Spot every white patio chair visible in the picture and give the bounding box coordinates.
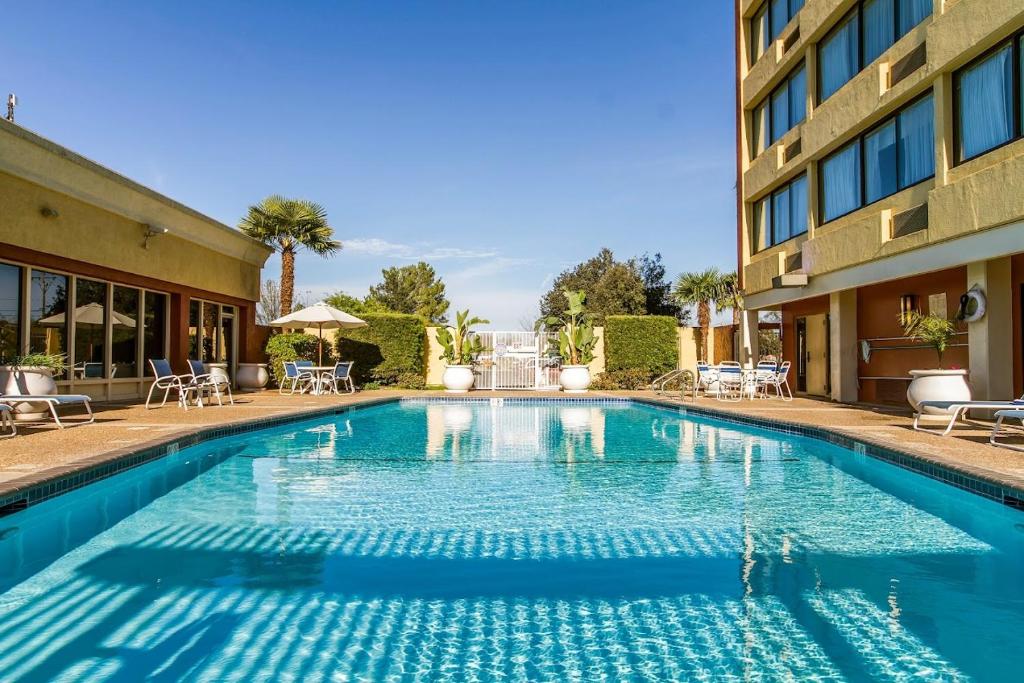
[146,358,193,409]
[186,359,234,407]
[320,361,355,394]
[716,366,744,402]
[769,361,793,401]
[280,361,317,395]
[693,362,718,399]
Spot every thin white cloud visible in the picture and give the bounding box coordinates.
[344,237,497,261]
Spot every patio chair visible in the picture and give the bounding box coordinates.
[0,404,14,438]
[716,366,744,402]
[146,359,194,410]
[913,394,1024,436]
[750,361,778,399]
[320,361,355,394]
[990,408,1024,451]
[770,361,793,401]
[693,362,717,399]
[186,359,234,407]
[280,361,316,395]
[0,391,94,429]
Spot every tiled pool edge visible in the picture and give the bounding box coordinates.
[0,397,402,515]
[633,396,1024,509]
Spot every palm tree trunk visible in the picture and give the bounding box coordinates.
[280,248,296,316]
[698,301,711,362]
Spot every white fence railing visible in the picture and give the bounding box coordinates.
[472,331,560,390]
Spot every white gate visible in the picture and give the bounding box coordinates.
[472,331,561,390]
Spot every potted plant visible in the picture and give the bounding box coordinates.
[539,290,599,393]
[902,312,971,412]
[436,309,489,393]
[0,353,67,419]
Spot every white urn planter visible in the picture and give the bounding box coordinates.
[237,363,270,391]
[0,366,58,420]
[442,365,475,393]
[559,365,591,393]
[907,369,971,414]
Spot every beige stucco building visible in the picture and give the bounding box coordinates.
[736,0,1024,403]
[0,118,272,400]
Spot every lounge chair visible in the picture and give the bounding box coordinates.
[913,395,1024,436]
[186,360,234,407]
[0,404,14,438]
[320,361,355,394]
[280,361,316,395]
[990,409,1024,452]
[146,359,194,409]
[0,392,94,429]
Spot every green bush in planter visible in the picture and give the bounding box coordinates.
[335,313,426,385]
[604,315,679,382]
[265,332,322,387]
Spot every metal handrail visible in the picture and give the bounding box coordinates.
[651,368,685,393]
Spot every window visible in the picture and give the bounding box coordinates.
[112,286,140,378]
[750,0,804,63]
[74,278,108,379]
[189,299,201,359]
[752,174,808,251]
[955,39,1019,162]
[820,94,934,223]
[0,264,20,363]
[818,0,932,103]
[143,292,168,375]
[29,270,69,380]
[752,62,807,158]
[752,100,769,158]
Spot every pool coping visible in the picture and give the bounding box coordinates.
[2,394,1023,516]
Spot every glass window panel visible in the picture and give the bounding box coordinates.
[771,84,789,143]
[753,198,770,252]
[751,6,769,62]
[898,95,935,188]
[772,186,792,244]
[821,142,862,222]
[819,13,860,101]
[74,279,107,379]
[112,286,139,378]
[0,263,20,363]
[752,101,769,158]
[958,45,1014,160]
[789,175,808,237]
[29,270,69,379]
[770,0,788,41]
[897,0,932,36]
[864,121,898,204]
[143,292,167,376]
[863,0,895,65]
[788,65,807,128]
[219,315,234,373]
[189,299,200,359]
[202,302,218,363]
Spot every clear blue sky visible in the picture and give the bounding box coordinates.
[7,1,737,328]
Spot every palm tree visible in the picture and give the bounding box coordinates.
[673,267,730,361]
[239,195,341,316]
[715,271,742,325]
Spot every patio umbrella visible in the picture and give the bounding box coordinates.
[38,303,137,366]
[270,302,367,366]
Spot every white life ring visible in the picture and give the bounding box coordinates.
[957,287,986,323]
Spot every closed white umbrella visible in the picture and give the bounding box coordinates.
[270,302,367,366]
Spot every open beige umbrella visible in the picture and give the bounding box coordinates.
[270,302,367,366]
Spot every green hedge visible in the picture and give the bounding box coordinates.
[603,315,679,378]
[335,313,426,385]
[265,332,325,387]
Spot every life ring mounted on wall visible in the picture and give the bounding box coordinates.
[957,287,986,323]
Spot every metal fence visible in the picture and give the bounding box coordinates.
[472,331,560,390]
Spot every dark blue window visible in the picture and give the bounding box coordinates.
[956,42,1016,162]
[753,174,808,251]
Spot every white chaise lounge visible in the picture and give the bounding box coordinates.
[990,409,1024,452]
[0,404,14,437]
[913,396,1024,436]
[0,392,94,429]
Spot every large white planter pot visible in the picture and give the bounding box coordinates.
[907,369,971,414]
[442,365,475,393]
[0,366,58,420]
[237,363,270,391]
[559,365,591,393]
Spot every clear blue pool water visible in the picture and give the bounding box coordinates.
[1,399,1023,682]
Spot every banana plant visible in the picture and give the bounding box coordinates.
[437,309,490,365]
[537,290,598,366]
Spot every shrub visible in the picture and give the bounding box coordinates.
[336,313,426,385]
[265,333,322,387]
[604,315,679,377]
[592,368,654,390]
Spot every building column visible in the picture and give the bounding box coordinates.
[737,310,760,368]
[967,258,1013,401]
[829,289,858,403]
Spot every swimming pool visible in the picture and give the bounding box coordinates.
[1,399,1022,681]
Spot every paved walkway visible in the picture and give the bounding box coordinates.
[2,389,1022,498]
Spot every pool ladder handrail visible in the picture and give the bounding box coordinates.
[651,368,686,393]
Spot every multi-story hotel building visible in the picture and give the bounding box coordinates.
[736,0,1024,404]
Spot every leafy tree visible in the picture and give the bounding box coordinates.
[323,291,392,317]
[639,253,687,323]
[673,267,731,361]
[239,195,341,316]
[367,262,450,323]
[539,248,645,326]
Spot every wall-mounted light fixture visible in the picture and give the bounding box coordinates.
[899,294,918,324]
[142,224,169,249]
[39,206,59,219]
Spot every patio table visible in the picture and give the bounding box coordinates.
[302,366,339,396]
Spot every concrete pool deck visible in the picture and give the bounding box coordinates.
[1,389,1023,506]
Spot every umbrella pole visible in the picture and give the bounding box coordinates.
[319,324,324,366]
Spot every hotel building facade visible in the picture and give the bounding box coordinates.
[735,0,1024,404]
[0,118,272,401]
